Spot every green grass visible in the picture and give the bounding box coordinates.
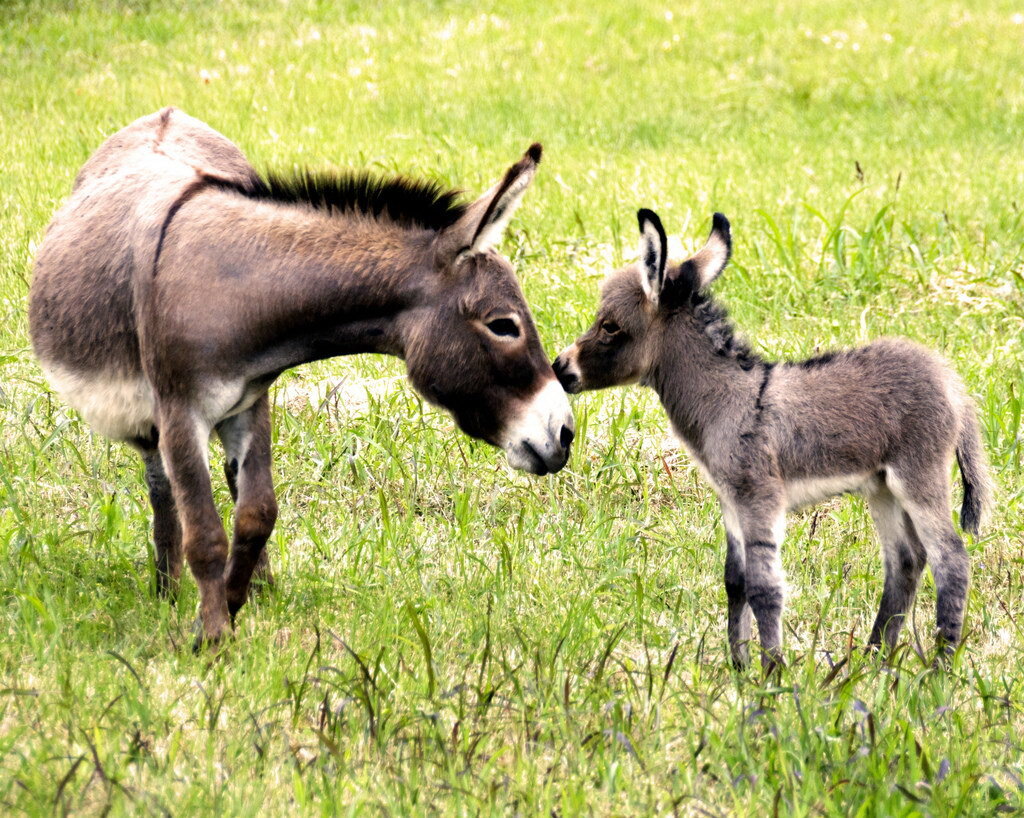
[2,0,1024,813]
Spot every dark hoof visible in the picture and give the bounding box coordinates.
[155,574,181,603]
[191,616,232,655]
[760,651,785,679]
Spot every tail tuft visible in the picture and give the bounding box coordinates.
[956,406,991,537]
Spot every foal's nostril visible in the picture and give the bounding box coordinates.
[560,424,575,450]
[553,358,576,390]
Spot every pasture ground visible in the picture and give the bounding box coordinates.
[1,1,1023,814]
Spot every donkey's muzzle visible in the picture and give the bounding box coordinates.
[502,379,574,475]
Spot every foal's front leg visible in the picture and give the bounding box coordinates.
[217,394,278,618]
[157,403,231,646]
[737,499,787,671]
[721,503,752,667]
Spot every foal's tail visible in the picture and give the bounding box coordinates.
[956,404,992,537]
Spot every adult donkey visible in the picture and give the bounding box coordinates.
[30,107,574,646]
[554,209,989,670]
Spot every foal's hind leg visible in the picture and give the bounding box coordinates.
[217,393,278,619]
[140,447,183,598]
[887,468,970,654]
[865,484,926,650]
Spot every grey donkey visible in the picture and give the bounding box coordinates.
[554,209,991,669]
[30,108,574,648]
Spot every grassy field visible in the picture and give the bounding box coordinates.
[2,0,1023,814]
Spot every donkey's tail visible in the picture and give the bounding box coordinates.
[956,404,992,537]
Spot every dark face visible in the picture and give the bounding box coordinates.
[553,266,657,394]
[405,250,574,475]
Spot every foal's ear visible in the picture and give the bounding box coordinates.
[438,144,541,262]
[637,208,668,306]
[683,212,731,290]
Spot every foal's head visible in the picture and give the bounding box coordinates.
[403,146,574,475]
[554,210,732,393]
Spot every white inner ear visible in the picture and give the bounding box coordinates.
[637,223,663,305]
[692,232,730,289]
[470,167,535,252]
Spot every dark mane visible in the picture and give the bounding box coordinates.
[797,350,842,369]
[688,290,764,371]
[210,168,468,231]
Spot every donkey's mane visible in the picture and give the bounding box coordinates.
[214,168,469,231]
[688,289,764,371]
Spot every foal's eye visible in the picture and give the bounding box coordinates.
[600,320,621,335]
[485,317,521,339]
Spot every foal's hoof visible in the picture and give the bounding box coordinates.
[930,644,958,670]
[760,652,785,679]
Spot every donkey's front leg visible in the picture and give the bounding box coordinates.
[157,404,231,646]
[738,501,787,671]
[217,394,278,618]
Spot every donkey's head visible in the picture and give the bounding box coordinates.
[402,146,574,475]
[554,210,731,393]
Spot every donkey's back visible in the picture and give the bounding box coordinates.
[29,108,259,438]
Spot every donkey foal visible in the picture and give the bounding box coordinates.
[554,210,991,669]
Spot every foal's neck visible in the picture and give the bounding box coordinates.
[648,319,763,458]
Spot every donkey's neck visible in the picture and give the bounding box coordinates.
[648,321,763,461]
[176,197,439,378]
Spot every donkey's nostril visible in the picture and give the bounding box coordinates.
[560,424,575,449]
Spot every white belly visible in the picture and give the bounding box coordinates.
[784,472,874,510]
[42,363,156,440]
[42,363,256,441]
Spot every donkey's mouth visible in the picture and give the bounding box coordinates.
[516,441,551,475]
[506,436,572,475]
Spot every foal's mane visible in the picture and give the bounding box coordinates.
[668,272,764,371]
[215,168,469,231]
[688,288,846,372]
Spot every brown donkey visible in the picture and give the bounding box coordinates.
[554,209,990,670]
[30,107,574,646]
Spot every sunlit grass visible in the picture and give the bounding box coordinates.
[1,0,1023,814]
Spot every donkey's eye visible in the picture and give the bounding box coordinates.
[485,317,521,339]
[601,320,621,335]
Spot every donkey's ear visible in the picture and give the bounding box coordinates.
[686,212,731,290]
[437,144,541,262]
[637,208,668,305]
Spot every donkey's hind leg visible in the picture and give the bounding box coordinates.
[865,483,926,650]
[217,393,278,619]
[140,446,183,598]
[887,468,970,655]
